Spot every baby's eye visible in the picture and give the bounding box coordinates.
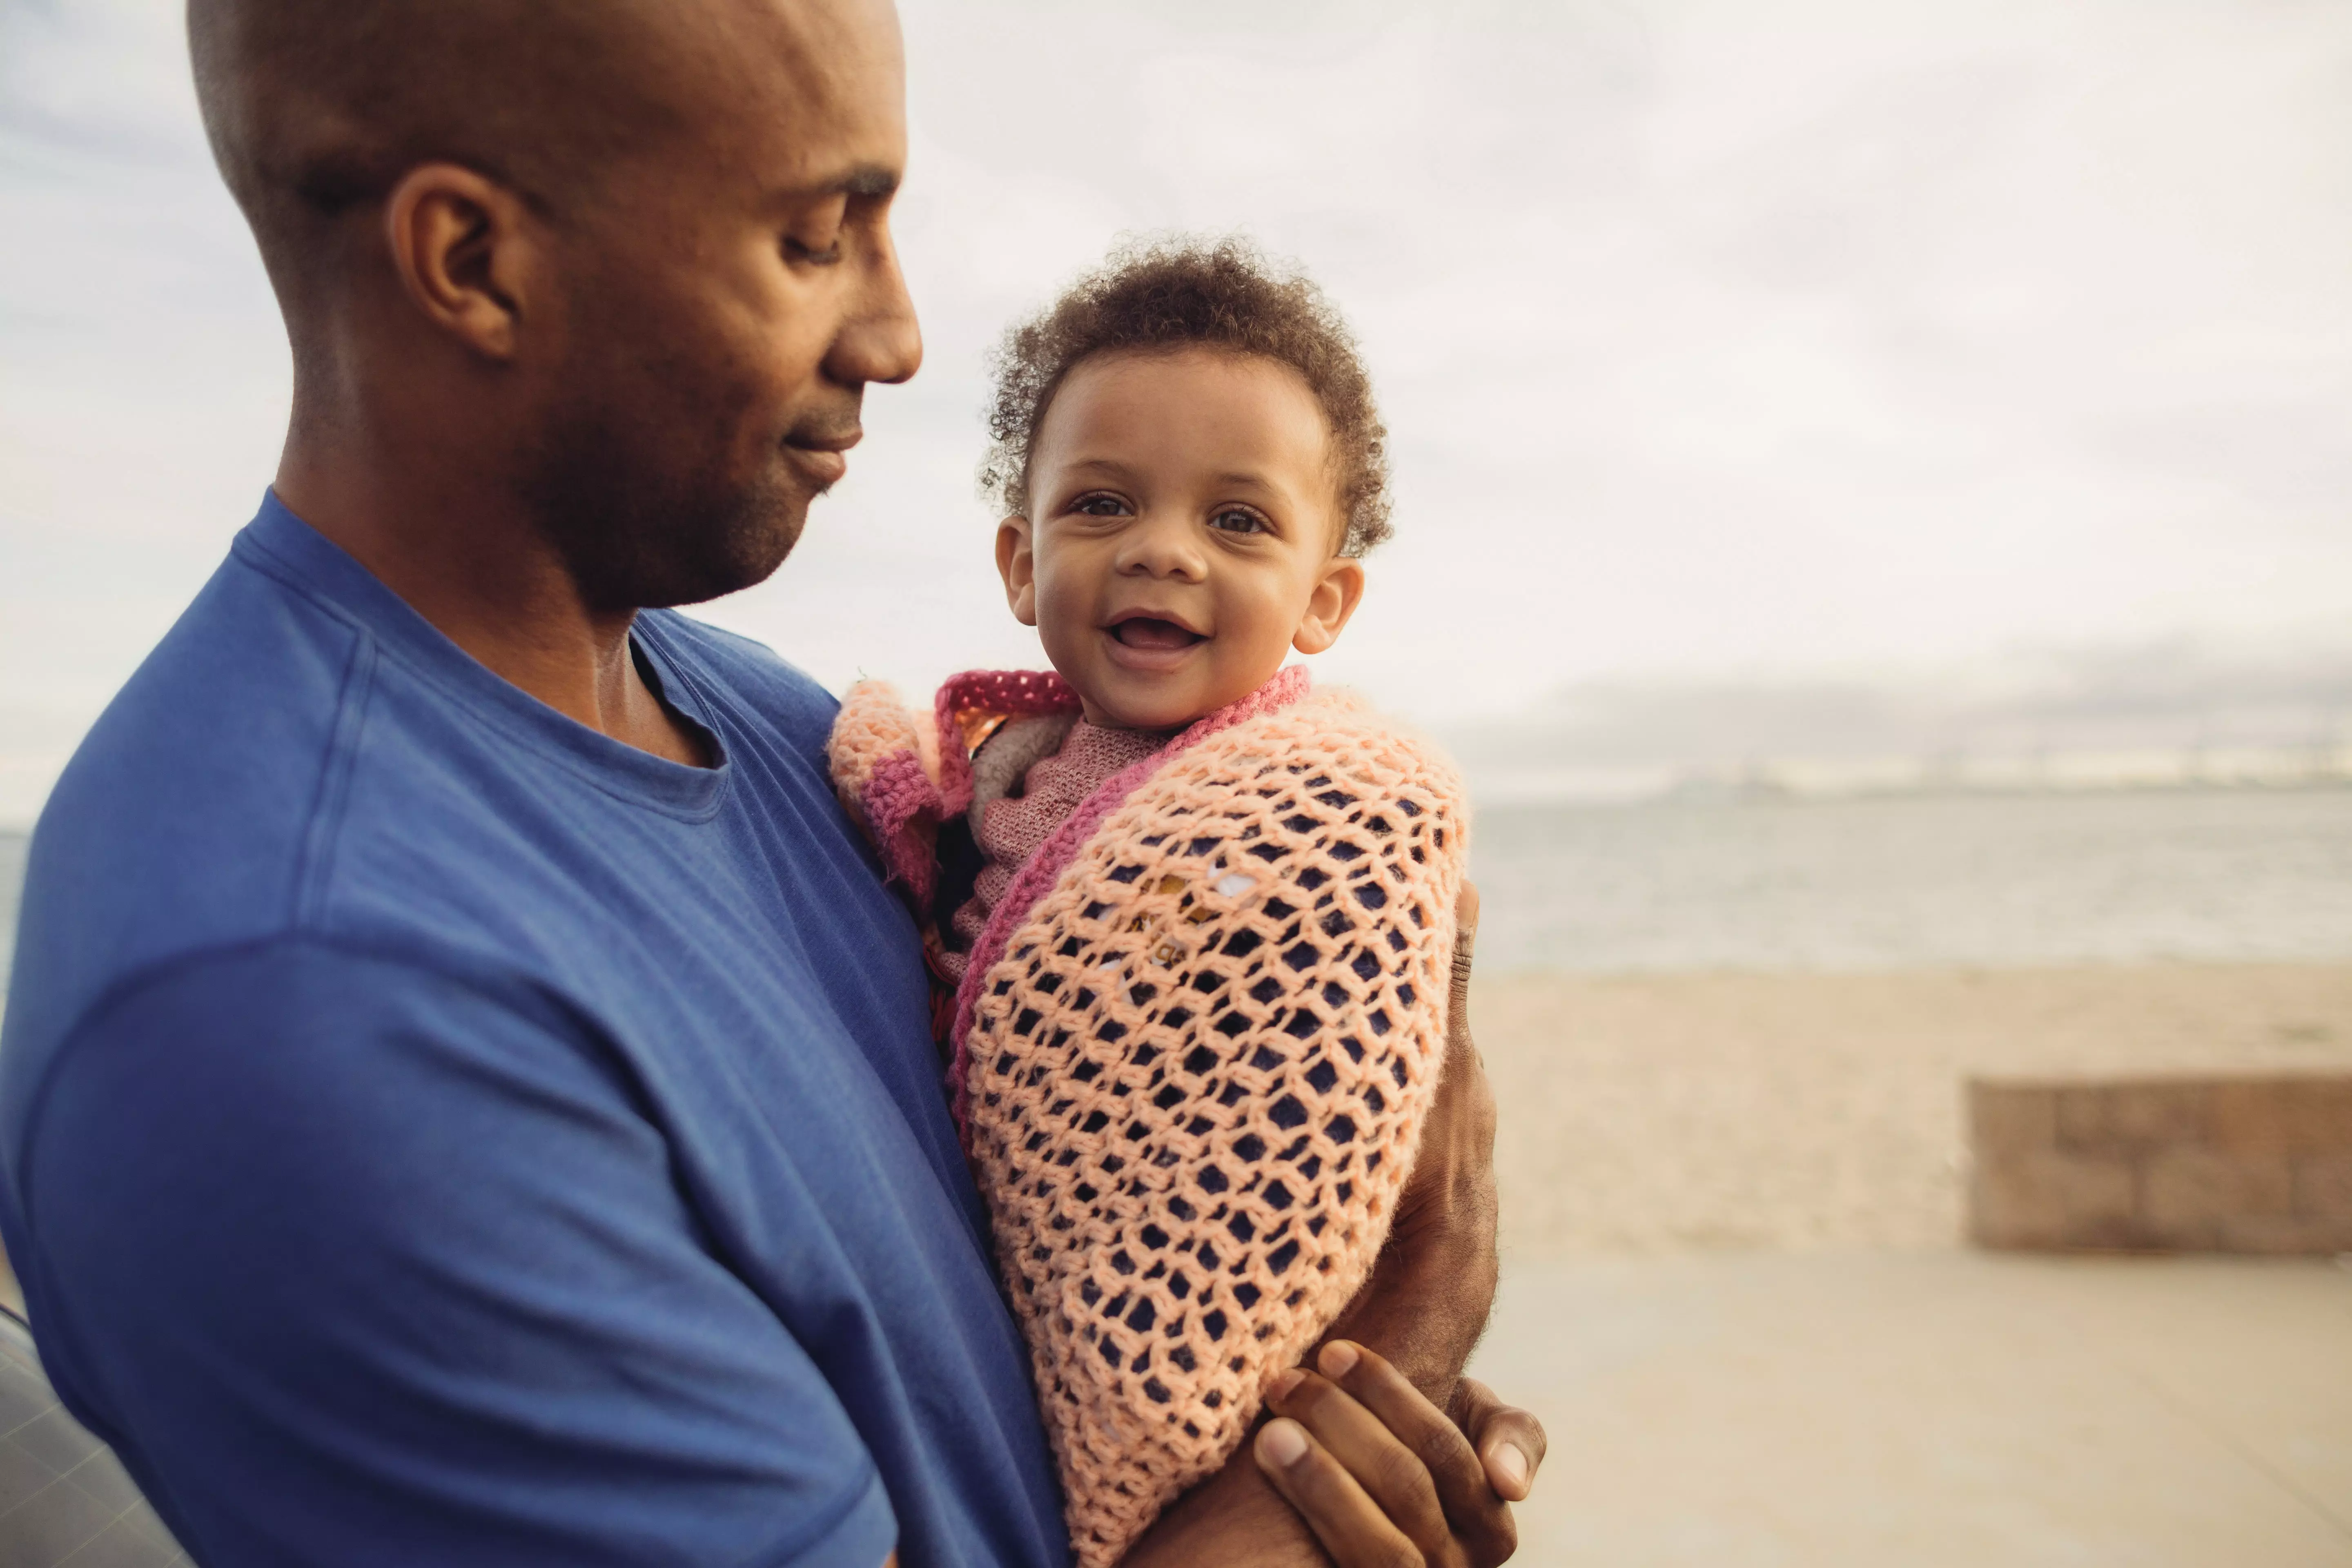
[1209,508,1269,535]
[1073,494,1132,517]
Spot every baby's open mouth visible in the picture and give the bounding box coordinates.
[1108,617,1205,650]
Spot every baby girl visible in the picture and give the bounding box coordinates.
[828,238,1468,1567]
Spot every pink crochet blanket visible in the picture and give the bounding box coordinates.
[828,668,1469,1566]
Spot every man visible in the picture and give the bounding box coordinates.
[0,1,1541,1563]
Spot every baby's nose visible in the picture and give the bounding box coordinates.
[1117,516,1208,579]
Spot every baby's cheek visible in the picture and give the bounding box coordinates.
[1032,577,1094,653]
[1232,585,1302,667]
[1036,614,1095,686]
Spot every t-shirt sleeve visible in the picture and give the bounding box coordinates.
[12,939,898,1568]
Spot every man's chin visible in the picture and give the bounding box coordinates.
[522,425,824,611]
[648,497,809,609]
[553,484,808,612]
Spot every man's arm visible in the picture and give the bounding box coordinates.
[14,940,898,1568]
[1321,884,1499,1401]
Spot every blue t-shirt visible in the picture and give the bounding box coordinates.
[0,494,1069,1568]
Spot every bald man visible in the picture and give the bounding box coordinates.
[0,2,1539,1564]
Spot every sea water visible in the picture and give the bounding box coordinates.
[3,787,2351,1003]
[1468,785,2352,975]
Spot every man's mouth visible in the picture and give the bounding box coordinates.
[1107,614,1206,651]
[783,425,863,490]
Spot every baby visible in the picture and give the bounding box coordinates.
[827,238,1468,1567]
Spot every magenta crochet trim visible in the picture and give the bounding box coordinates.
[931,668,1080,815]
[863,750,945,902]
[945,664,1314,1134]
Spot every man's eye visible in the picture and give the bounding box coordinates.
[1209,508,1268,535]
[783,192,853,265]
[1074,494,1131,517]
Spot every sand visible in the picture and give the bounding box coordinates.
[1478,962,2352,1256]
[1470,1252,2352,1566]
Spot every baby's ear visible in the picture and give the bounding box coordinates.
[1292,554,1366,655]
[996,516,1039,627]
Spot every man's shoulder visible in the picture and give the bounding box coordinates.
[0,532,394,1213]
[9,535,366,1019]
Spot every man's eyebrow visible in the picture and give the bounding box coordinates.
[834,164,901,198]
[770,164,901,206]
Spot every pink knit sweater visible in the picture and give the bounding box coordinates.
[828,668,1468,1567]
[940,721,1168,983]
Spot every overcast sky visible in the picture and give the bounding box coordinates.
[3,0,2349,823]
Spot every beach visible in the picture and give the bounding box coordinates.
[1478,962,2352,1256]
[1467,962,2352,1565]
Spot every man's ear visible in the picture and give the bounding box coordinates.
[1292,555,1366,655]
[383,163,538,362]
[996,515,1039,626]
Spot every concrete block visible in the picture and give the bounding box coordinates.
[2292,1152,2352,1220]
[1967,1082,2056,1154]
[2207,1080,2291,1155]
[1969,1162,2060,1249]
[1970,1152,2134,1250]
[2214,1213,2352,1254]
[2139,1150,2292,1246]
[2283,1079,2352,1153]
[2056,1082,2207,1154]
[2208,1077,2352,1156]
[1971,1074,2352,1254]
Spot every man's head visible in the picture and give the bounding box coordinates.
[189,0,921,610]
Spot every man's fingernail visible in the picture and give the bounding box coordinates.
[1317,1341,1360,1379]
[1260,1419,1309,1468]
[1266,1369,1303,1401]
[1493,1442,1530,1494]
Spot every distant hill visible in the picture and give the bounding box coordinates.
[1442,637,2352,804]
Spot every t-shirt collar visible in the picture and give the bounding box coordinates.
[236,488,730,818]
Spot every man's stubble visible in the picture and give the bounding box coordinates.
[516,313,818,615]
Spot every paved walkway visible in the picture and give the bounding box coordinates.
[1468,1251,2352,1567]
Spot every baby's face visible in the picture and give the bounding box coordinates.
[998,349,1365,731]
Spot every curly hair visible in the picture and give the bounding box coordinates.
[980,236,1393,557]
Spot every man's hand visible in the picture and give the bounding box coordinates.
[1321,881,1499,1397]
[1122,1339,1546,1568]
[1256,1341,1547,1568]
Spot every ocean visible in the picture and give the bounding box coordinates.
[3,786,2351,1000]
[1468,785,2352,975]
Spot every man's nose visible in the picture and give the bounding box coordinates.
[825,229,923,388]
